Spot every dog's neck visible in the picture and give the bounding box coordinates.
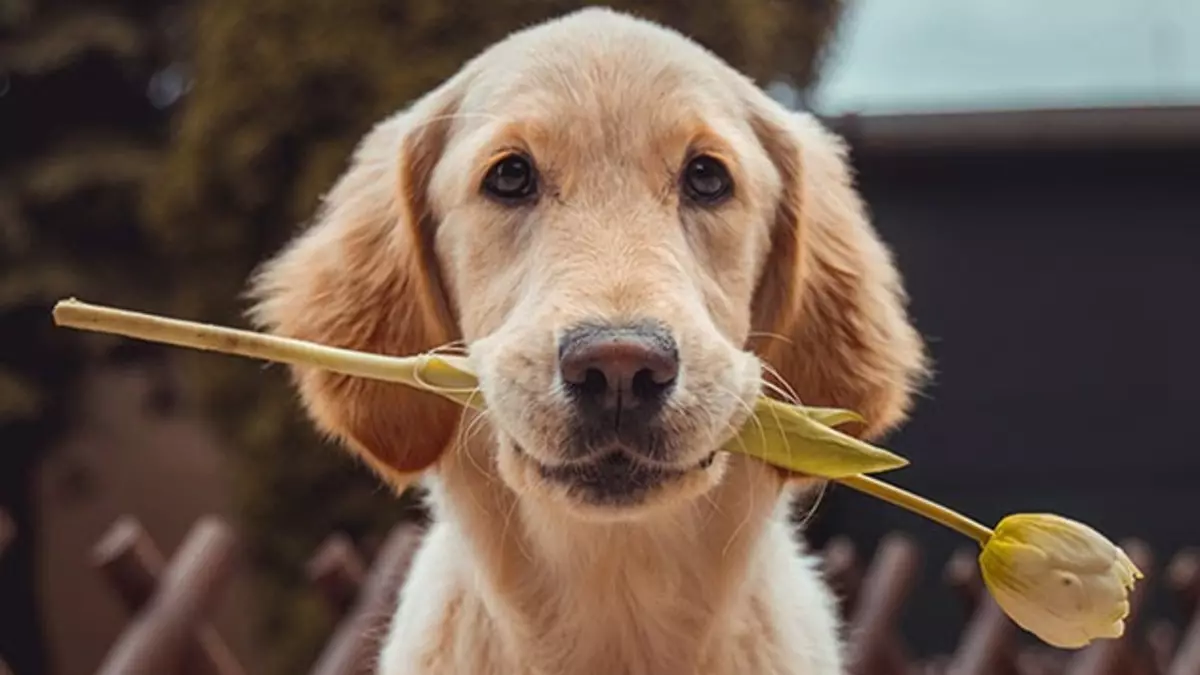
[429,428,794,673]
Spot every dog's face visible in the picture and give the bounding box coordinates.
[250,9,926,519]
[432,32,787,515]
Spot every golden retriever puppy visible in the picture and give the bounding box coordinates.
[250,7,927,675]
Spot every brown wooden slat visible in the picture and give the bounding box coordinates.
[1169,613,1200,675]
[822,535,863,617]
[307,523,424,675]
[944,547,983,614]
[307,533,367,617]
[1065,539,1154,675]
[1170,550,1200,621]
[1148,620,1180,675]
[0,509,13,559]
[94,516,239,675]
[93,517,164,609]
[1168,549,1200,675]
[1017,646,1071,675]
[947,595,1019,675]
[92,516,245,675]
[846,533,920,675]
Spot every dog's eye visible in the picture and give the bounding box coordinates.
[483,153,537,203]
[682,155,733,205]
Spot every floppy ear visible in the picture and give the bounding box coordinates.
[749,107,929,441]
[247,83,464,491]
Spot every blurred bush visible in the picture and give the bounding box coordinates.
[0,1,190,670]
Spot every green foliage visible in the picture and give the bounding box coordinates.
[140,1,841,672]
[0,2,187,670]
[0,0,177,446]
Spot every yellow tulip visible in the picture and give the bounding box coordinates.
[51,299,906,479]
[979,514,1142,648]
[51,298,1143,650]
[843,476,1143,649]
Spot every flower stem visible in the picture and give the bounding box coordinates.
[51,299,478,397]
[52,298,1002,537]
[836,474,994,545]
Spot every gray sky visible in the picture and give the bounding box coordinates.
[810,0,1200,115]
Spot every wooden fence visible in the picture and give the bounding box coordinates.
[72,514,1200,675]
[1,508,13,675]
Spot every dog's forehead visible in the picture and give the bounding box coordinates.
[457,11,746,136]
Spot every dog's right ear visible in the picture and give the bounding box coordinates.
[248,81,465,492]
[747,100,928,441]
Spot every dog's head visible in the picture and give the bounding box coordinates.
[250,9,927,519]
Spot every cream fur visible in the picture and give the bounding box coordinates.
[249,7,928,675]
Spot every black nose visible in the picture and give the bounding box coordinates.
[558,322,678,428]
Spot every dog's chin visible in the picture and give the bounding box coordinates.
[497,442,727,522]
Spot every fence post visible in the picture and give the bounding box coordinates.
[307,533,367,617]
[93,516,245,675]
[1065,539,1154,675]
[821,536,862,618]
[943,546,1019,675]
[844,533,919,675]
[94,516,239,675]
[0,509,12,559]
[308,523,423,675]
[1169,549,1200,675]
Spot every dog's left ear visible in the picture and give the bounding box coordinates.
[748,101,929,441]
[246,78,467,492]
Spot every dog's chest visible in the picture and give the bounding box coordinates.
[405,580,801,675]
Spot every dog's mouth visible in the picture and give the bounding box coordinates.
[517,446,718,506]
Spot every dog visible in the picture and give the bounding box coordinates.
[250,7,927,674]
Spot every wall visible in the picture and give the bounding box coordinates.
[35,364,257,674]
[808,142,1200,653]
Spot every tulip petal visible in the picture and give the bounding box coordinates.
[980,513,1141,650]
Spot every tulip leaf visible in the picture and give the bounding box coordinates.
[721,397,908,478]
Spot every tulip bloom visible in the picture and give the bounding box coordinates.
[979,514,1142,648]
[843,475,1143,648]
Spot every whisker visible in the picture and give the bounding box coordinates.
[458,411,496,485]
[451,409,499,516]
[500,487,534,565]
[759,361,801,405]
[763,401,829,535]
[709,382,765,559]
[756,386,799,489]
[460,407,492,444]
[427,340,469,356]
[792,479,830,531]
[699,485,722,524]
[758,379,800,406]
[746,330,794,346]
[723,437,758,560]
[440,393,535,564]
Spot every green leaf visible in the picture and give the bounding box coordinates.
[798,406,866,429]
[722,397,908,478]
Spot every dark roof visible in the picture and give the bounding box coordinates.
[819,104,1200,153]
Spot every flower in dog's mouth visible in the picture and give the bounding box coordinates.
[50,299,905,480]
[51,298,1144,650]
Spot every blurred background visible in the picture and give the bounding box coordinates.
[1,0,1197,673]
